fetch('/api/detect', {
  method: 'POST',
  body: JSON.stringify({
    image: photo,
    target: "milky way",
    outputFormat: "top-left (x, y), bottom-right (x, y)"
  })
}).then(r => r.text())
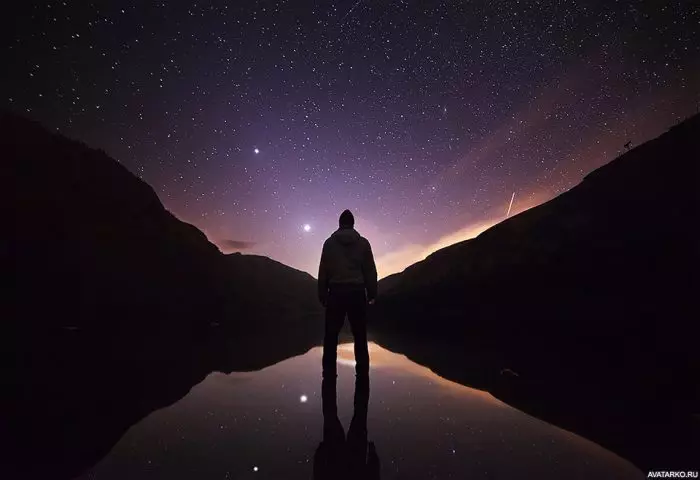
top-left (3, 1), bottom-right (699, 277)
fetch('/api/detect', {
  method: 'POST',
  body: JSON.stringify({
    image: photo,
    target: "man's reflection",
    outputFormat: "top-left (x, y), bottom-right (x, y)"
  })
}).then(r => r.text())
top-left (313, 376), bottom-right (380, 479)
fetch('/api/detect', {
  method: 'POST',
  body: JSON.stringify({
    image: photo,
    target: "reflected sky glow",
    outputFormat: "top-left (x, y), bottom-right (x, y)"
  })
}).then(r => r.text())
top-left (337, 342), bottom-right (499, 402)
top-left (79, 342), bottom-right (642, 480)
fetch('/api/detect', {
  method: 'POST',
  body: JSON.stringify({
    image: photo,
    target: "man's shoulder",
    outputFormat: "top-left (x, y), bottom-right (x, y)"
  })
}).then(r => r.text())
top-left (358, 235), bottom-right (372, 249)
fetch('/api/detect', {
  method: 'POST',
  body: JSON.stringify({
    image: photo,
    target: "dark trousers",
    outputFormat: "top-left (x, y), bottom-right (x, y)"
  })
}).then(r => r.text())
top-left (322, 285), bottom-right (369, 378)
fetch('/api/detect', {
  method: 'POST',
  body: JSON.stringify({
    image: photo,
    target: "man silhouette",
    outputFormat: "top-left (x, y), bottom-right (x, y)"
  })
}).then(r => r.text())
top-left (318, 209), bottom-right (378, 379)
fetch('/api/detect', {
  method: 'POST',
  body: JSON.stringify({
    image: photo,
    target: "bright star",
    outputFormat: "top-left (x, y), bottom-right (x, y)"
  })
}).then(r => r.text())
top-left (303, 224), bottom-right (311, 232)
top-left (253, 466), bottom-right (259, 472)
top-left (300, 395), bottom-right (308, 403)
top-left (254, 148), bottom-right (259, 154)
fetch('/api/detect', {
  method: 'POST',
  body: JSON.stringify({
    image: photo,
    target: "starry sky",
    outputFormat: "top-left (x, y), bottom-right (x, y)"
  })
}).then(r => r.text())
top-left (3, 1), bottom-right (699, 278)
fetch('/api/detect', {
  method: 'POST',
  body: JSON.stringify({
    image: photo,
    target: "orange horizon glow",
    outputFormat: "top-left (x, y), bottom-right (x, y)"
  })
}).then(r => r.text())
top-left (206, 187), bottom-right (556, 280)
top-left (373, 189), bottom-right (554, 279)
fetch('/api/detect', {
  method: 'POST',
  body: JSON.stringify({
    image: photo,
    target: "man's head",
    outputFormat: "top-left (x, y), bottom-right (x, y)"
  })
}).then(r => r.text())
top-left (339, 209), bottom-right (354, 228)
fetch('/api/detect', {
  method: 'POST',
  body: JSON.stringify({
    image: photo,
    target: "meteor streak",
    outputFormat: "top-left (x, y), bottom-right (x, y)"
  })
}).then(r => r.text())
top-left (506, 192), bottom-right (515, 218)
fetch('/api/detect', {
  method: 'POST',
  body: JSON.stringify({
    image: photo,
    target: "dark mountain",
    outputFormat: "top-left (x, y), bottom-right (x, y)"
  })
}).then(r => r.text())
top-left (3, 113), bottom-right (323, 480)
top-left (370, 114), bottom-right (700, 470)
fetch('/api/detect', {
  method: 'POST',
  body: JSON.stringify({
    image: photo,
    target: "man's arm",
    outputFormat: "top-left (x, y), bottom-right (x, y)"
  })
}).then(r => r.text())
top-left (318, 241), bottom-right (330, 306)
top-left (363, 239), bottom-right (378, 302)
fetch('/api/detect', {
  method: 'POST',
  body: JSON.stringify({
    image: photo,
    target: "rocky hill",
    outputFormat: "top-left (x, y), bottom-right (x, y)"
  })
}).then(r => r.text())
top-left (3, 112), bottom-right (323, 479)
top-left (371, 114), bottom-right (700, 470)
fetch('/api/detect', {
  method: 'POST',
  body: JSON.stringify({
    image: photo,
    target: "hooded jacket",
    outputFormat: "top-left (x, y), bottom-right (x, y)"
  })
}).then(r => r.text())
top-left (317, 227), bottom-right (378, 304)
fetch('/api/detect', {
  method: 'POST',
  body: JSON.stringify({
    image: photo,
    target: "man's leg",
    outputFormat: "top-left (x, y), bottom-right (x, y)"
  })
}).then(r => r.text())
top-left (347, 375), bottom-right (370, 474)
top-left (322, 291), bottom-right (345, 379)
top-left (348, 289), bottom-right (369, 377)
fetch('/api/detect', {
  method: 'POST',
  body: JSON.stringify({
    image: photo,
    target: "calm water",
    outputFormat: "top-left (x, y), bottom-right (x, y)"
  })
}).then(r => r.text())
top-left (78, 343), bottom-right (642, 479)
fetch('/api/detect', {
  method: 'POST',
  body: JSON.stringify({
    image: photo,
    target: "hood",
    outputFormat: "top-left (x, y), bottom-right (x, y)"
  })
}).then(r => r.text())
top-left (332, 228), bottom-right (361, 245)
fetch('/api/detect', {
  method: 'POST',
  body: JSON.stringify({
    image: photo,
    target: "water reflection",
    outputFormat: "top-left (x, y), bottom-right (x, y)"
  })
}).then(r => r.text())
top-left (77, 342), bottom-right (642, 480)
top-left (314, 375), bottom-right (380, 479)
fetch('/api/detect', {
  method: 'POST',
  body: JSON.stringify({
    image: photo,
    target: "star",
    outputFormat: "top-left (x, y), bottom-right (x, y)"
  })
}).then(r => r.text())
top-left (303, 224), bottom-right (311, 232)
top-left (300, 394), bottom-right (308, 403)
top-left (254, 148), bottom-right (259, 154)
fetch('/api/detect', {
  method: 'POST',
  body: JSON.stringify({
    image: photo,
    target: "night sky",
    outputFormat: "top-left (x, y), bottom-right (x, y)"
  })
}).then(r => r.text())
top-left (4, 1), bottom-right (699, 278)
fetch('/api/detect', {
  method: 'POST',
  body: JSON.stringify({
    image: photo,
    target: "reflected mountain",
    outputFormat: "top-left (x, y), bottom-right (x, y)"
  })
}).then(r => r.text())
top-left (76, 343), bottom-right (640, 480)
